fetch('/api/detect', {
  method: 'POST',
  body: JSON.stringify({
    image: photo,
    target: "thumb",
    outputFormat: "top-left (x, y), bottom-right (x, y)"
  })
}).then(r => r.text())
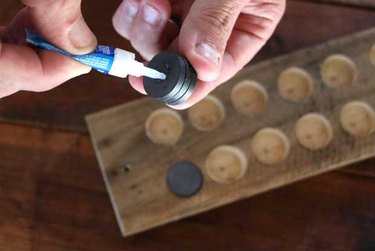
top-left (179, 0), bottom-right (244, 82)
top-left (23, 0), bottom-right (97, 55)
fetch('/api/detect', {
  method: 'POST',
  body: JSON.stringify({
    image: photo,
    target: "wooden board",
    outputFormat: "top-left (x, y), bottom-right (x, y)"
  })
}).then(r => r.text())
top-left (1, 121), bottom-right (374, 250)
top-left (2, 1), bottom-right (375, 132)
top-left (86, 28), bottom-right (375, 237)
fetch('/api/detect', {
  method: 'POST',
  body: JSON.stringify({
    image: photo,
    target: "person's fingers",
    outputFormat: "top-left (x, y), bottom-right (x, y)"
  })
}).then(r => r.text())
top-left (178, 0), bottom-right (245, 82)
top-left (0, 42), bottom-right (90, 98)
top-left (168, 81), bottom-right (217, 110)
top-left (128, 74), bottom-right (219, 110)
top-left (128, 75), bottom-right (146, 95)
top-left (112, 0), bottom-right (139, 40)
top-left (113, 0), bottom-right (176, 60)
top-left (129, 0), bottom-right (172, 60)
top-left (226, 1), bottom-right (285, 69)
top-left (171, 1), bottom-right (286, 109)
top-left (22, 0), bottom-right (97, 55)
top-left (128, 0), bottom-right (285, 109)
top-left (129, 4), bottom-right (285, 109)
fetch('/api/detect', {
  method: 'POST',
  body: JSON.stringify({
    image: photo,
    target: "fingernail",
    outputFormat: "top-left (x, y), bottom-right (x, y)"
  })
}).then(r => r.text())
top-left (121, 0), bottom-right (139, 18)
top-left (142, 5), bottom-right (161, 25)
top-left (195, 43), bottom-right (220, 66)
top-left (69, 19), bottom-right (97, 53)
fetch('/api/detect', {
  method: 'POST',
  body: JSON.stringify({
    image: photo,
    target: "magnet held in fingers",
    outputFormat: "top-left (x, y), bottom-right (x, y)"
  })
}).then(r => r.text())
top-left (144, 51), bottom-right (197, 105)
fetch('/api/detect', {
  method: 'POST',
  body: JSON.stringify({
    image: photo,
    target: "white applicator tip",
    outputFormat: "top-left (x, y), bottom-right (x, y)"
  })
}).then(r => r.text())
top-left (141, 66), bottom-right (167, 80)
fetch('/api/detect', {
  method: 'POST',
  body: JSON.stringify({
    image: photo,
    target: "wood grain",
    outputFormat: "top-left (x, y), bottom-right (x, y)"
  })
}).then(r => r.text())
top-left (1, 1), bottom-right (375, 131)
top-left (86, 28), bottom-right (375, 236)
top-left (0, 1), bottom-right (375, 249)
top-left (0, 122), bottom-right (374, 250)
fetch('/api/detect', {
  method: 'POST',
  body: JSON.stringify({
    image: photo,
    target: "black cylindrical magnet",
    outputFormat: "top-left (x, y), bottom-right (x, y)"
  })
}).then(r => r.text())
top-left (166, 161), bottom-right (203, 197)
top-left (144, 51), bottom-right (197, 105)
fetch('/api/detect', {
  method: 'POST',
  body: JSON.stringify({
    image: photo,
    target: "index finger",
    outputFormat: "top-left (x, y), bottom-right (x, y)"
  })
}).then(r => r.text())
top-left (22, 0), bottom-right (97, 54)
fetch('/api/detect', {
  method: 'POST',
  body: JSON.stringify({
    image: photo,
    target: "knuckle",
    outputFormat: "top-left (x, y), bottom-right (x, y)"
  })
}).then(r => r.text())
top-left (197, 1), bottom-right (240, 37)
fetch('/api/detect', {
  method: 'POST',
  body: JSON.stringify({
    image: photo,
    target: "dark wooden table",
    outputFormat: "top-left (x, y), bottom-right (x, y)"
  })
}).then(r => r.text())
top-left (1, 1), bottom-right (374, 250)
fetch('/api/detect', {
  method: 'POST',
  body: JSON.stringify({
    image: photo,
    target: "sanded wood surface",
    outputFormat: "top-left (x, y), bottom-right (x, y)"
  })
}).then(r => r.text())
top-left (0, 122), bottom-right (374, 250)
top-left (87, 28), bottom-right (375, 236)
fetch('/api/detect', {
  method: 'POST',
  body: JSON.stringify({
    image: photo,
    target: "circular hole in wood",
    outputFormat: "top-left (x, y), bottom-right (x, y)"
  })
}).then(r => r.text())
top-left (205, 145), bottom-right (248, 184)
top-left (277, 67), bottom-right (314, 102)
top-left (295, 113), bottom-right (333, 150)
top-left (188, 95), bottom-right (225, 131)
top-left (145, 108), bottom-right (184, 145)
top-left (320, 54), bottom-right (357, 88)
top-left (231, 80), bottom-right (268, 115)
top-left (340, 101), bottom-right (375, 137)
top-left (251, 128), bottom-right (290, 165)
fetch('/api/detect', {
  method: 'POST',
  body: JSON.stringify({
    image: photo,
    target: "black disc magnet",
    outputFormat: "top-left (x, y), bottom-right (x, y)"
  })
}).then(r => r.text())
top-left (166, 161), bottom-right (203, 197)
top-left (144, 51), bottom-right (197, 105)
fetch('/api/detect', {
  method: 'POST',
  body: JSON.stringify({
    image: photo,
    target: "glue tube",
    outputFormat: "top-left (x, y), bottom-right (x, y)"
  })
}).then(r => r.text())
top-left (25, 29), bottom-right (166, 80)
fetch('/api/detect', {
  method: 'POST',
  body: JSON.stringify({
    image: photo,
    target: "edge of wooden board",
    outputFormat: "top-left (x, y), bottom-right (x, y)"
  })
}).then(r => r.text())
top-left (86, 27), bottom-right (375, 236)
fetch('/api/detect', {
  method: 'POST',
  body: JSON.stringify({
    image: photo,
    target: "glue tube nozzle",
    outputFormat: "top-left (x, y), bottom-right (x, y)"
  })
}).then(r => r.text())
top-left (123, 57), bottom-right (166, 80)
top-left (141, 65), bottom-right (166, 80)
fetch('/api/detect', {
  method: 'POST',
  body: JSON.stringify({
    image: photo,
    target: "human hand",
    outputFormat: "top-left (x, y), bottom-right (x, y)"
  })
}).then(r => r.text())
top-left (113, 0), bottom-right (285, 109)
top-left (0, 0), bottom-right (97, 98)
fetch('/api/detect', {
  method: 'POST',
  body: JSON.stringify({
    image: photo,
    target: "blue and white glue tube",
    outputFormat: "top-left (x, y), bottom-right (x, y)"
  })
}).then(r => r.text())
top-left (25, 29), bottom-right (166, 80)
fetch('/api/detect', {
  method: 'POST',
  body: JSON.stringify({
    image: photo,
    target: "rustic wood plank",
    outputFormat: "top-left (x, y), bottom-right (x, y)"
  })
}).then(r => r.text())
top-left (1, 1), bottom-right (375, 131)
top-left (0, 1), bottom-right (374, 250)
top-left (0, 123), bottom-right (374, 250)
top-left (86, 27), bottom-right (375, 236)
